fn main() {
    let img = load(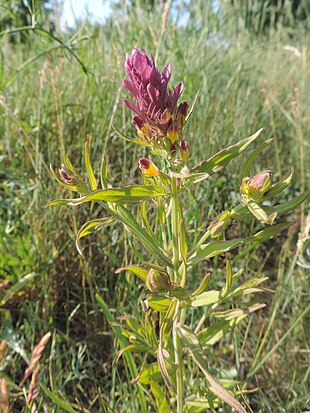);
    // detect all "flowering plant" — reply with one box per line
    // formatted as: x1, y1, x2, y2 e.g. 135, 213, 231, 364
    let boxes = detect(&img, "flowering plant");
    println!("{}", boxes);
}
47, 49, 309, 412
